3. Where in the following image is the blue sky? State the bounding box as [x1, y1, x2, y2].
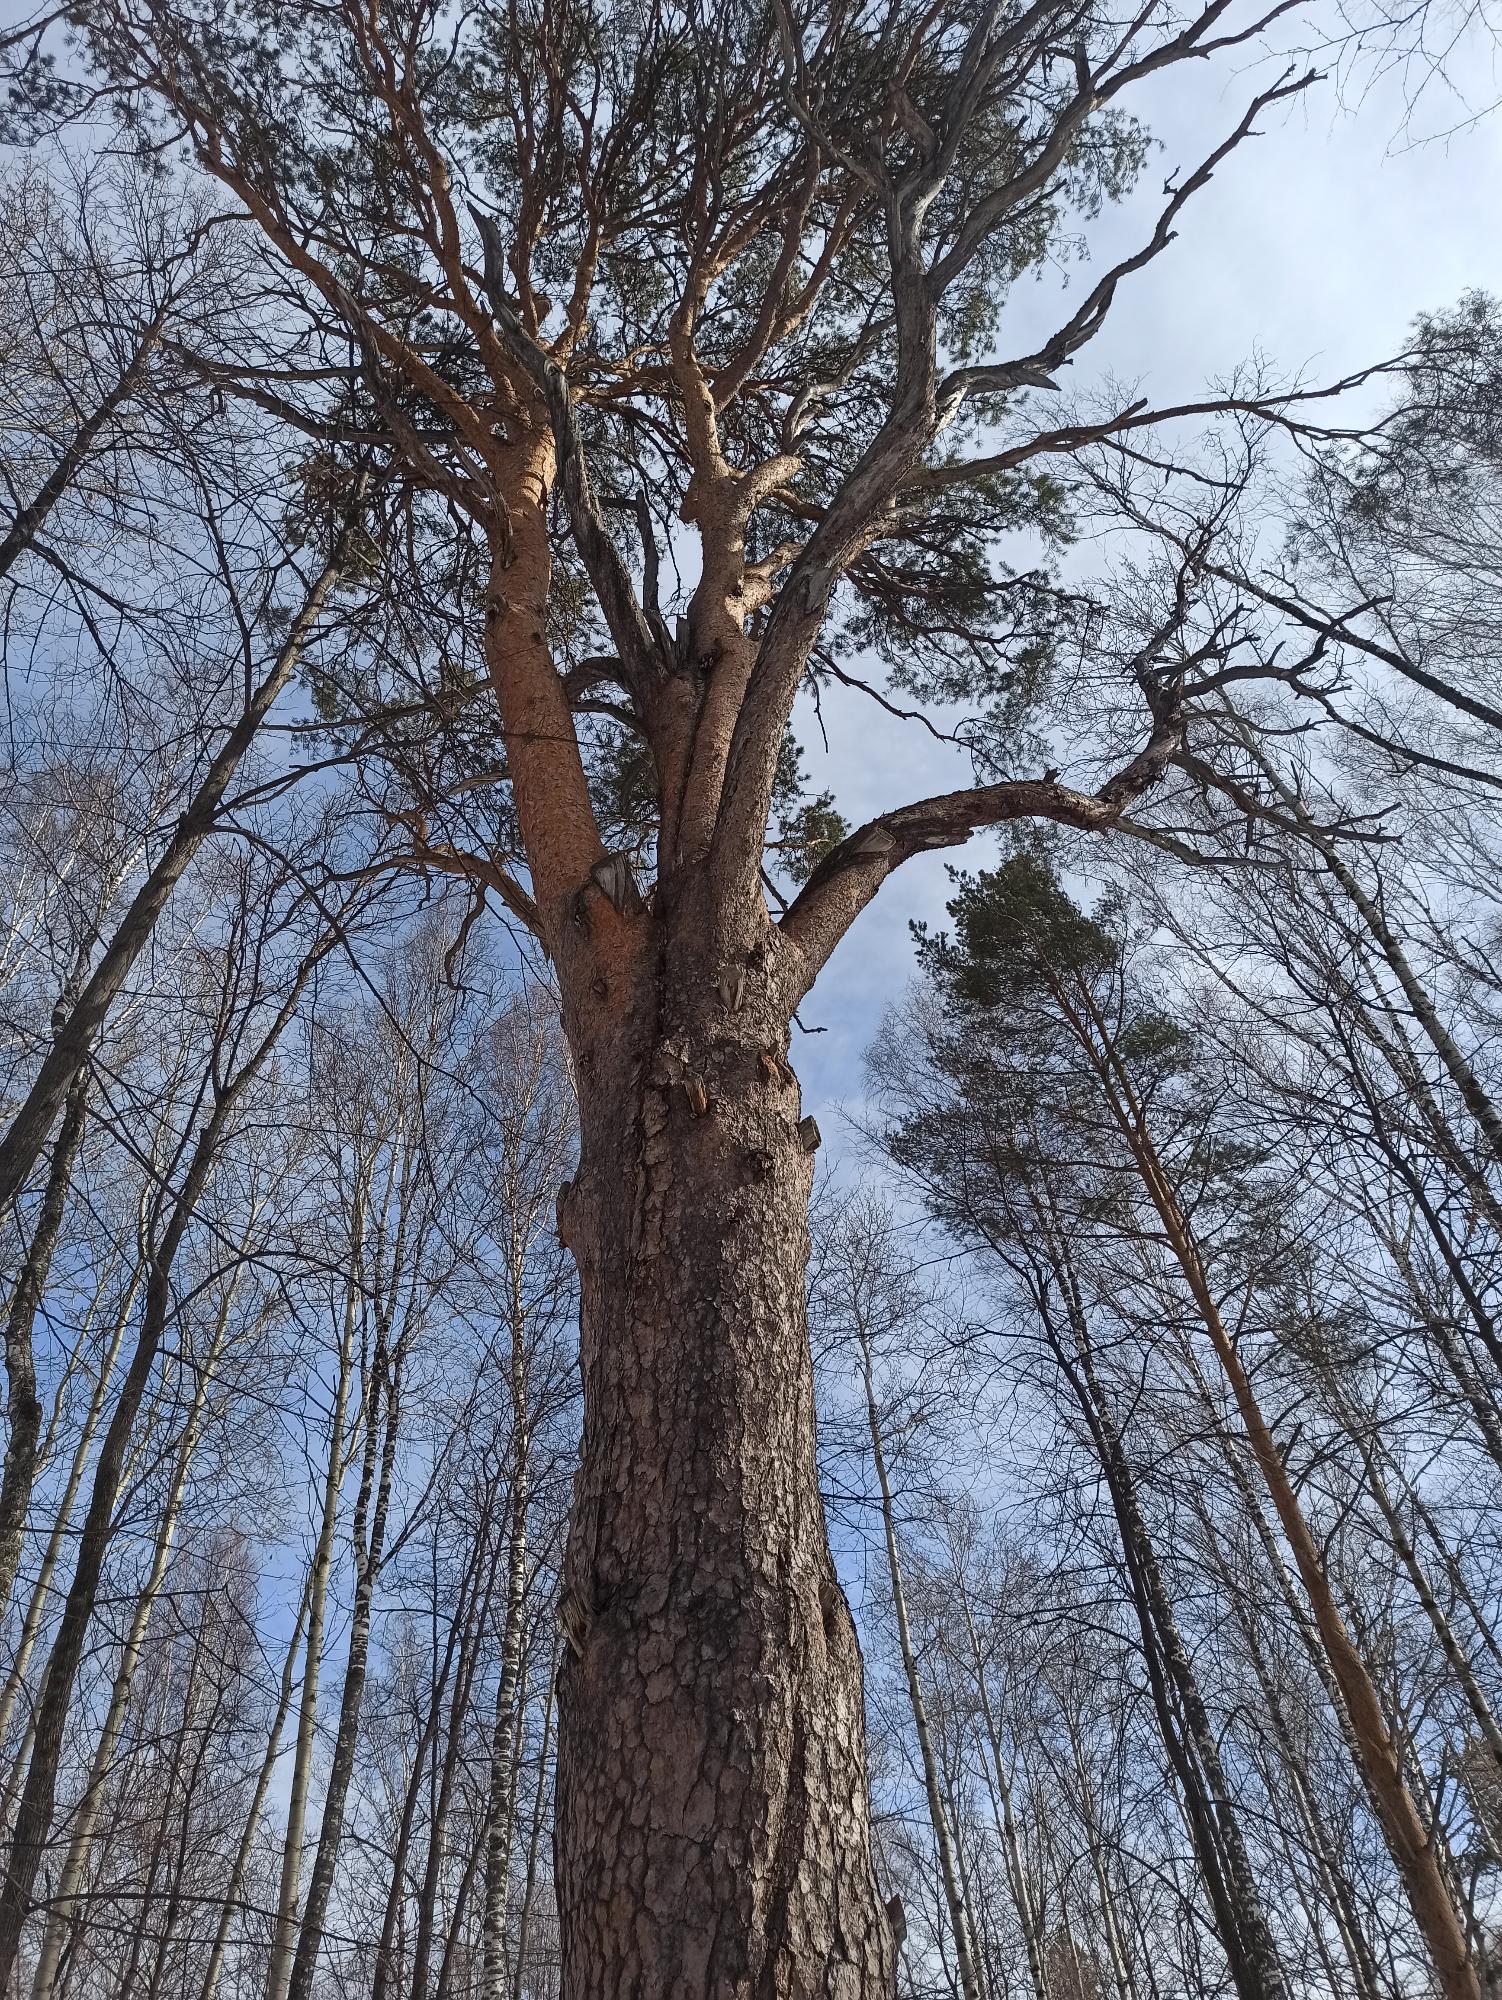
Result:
[793, 35, 1502, 1147]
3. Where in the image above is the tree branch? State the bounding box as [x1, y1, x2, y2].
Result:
[780, 700, 1186, 995]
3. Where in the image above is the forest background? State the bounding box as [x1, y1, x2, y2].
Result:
[4, 0, 1502, 1997]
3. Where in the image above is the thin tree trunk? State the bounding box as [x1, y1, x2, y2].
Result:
[264, 1234, 364, 2000]
[1176, 1281, 1477, 2000]
[408, 1587, 491, 2000]
[0, 306, 168, 581]
[1333, 1389, 1502, 1776]
[1064, 975, 1483, 2000]
[1033, 1266, 1287, 2000]
[429, 1795, 489, 2000]
[1236, 721, 1502, 1169]
[944, 1770, 994, 2000]
[1329, 1006, 1502, 1401]
[113, 1610, 210, 2000]
[0, 1250, 142, 1781]
[1059, 1716, 1137, 2000]
[283, 1328, 403, 2000]
[27, 1271, 242, 2000]
[0, 532, 354, 1218]
[956, 1598, 1051, 2000]
[0, 1067, 87, 1617]
[1228, 1587, 1385, 2000]
[196, 1564, 316, 2000]
[1187, 1472, 1386, 2000]
[482, 1395, 532, 1998]
[1401, 1473, 1502, 1680]
[508, 1647, 558, 2000]
[857, 1331, 983, 2000]
[141, 1610, 225, 2000]
[376, 1520, 491, 2000]
[0, 969, 312, 1994]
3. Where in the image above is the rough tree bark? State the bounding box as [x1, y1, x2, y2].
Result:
[552, 894, 895, 1998]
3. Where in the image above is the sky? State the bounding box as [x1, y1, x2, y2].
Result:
[793, 27, 1502, 1154]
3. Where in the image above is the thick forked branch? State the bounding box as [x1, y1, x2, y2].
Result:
[470, 207, 666, 699]
[68, 23, 610, 928]
[781, 696, 1186, 990]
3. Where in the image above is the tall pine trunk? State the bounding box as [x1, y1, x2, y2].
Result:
[1060, 974, 1482, 2000]
[553, 923, 894, 1997]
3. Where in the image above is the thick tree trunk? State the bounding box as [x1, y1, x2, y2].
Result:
[553, 926, 896, 1998]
